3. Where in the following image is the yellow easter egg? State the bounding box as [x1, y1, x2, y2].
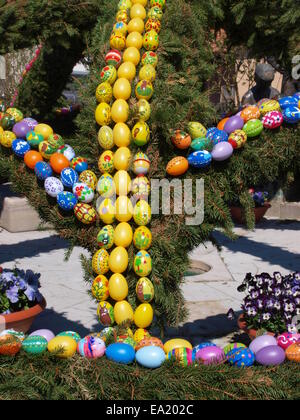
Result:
[136, 277, 155, 303]
[79, 170, 97, 190]
[116, 10, 129, 24]
[113, 123, 131, 147]
[134, 303, 153, 328]
[110, 32, 126, 51]
[100, 65, 117, 85]
[115, 196, 133, 222]
[134, 250, 152, 277]
[143, 29, 159, 51]
[92, 249, 110, 275]
[132, 121, 150, 146]
[133, 199, 151, 226]
[130, 3, 146, 19]
[97, 173, 115, 197]
[114, 222, 133, 247]
[109, 273, 128, 301]
[134, 328, 151, 343]
[135, 80, 154, 101]
[137, 99, 151, 121]
[126, 32, 143, 50]
[118, 0, 132, 10]
[133, 151, 150, 175]
[122, 47, 141, 66]
[114, 301, 134, 325]
[0, 131, 16, 148]
[163, 339, 193, 354]
[113, 21, 128, 35]
[150, 0, 165, 9]
[96, 82, 113, 103]
[118, 61, 137, 81]
[113, 78, 132, 100]
[98, 150, 114, 174]
[109, 247, 129, 273]
[91, 275, 110, 301]
[148, 6, 163, 20]
[188, 122, 207, 139]
[34, 124, 53, 140]
[114, 147, 132, 171]
[111, 99, 129, 123]
[131, 175, 150, 200]
[139, 64, 156, 82]
[48, 336, 77, 359]
[128, 17, 145, 34]
[95, 103, 111, 126]
[132, 0, 147, 6]
[98, 198, 116, 224]
[97, 225, 115, 249]
[0, 127, 3, 142]
[114, 170, 131, 195]
[133, 226, 152, 250]
[98, 126, 114, 149]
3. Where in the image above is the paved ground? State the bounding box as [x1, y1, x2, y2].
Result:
[0, 218, 299, 346]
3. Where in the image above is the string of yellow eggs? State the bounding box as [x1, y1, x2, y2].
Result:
[92, 0, 165, 339]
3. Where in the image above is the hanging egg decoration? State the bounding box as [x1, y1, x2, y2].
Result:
[143, 30, 159, 51]
[262, 111, 283, 129]
[110, 31, 127, 51]
[133, 225, 152, 250]
[188, 150, 212, 168]
[97, 225, 115, 249]
[136, 277, 155, 302]
[145, 18, 161, 33]
[134, 250, 152, 277]
[133, 199, 151, 226]
[91, 275, 110, 301]
[92, 249, 110, 275]
[98, 126, 114, 150]
[133, 152, 150, 175]
[113, 21, 128, 35]
[148, 6, 163, 20]
[142, 51, 158, 68]
[136, 99, 151, 121]
[60, 167, 79, 188]
[132, 121, 150, 146]
[95, 103, 112, 126]
[74, 203, 97, 225]
[98, 150, 114, 173]
[100, 65, 117, 85]
[228, 130, 247, 149]
[96, 82, 113, 104]
[98, 198, 116, 224]
[57, 191, 78, 211]
[97, 173, 115, 197]
[135, 80, 154, 100]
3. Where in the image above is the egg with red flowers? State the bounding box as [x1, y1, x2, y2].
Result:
[171, 129, 191, 150]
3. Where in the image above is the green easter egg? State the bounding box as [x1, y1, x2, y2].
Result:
[243, 119, 264, 138]
[22, 336, 48, 355]
[191, 137, 212, 151]
[57, 331, 81, 343]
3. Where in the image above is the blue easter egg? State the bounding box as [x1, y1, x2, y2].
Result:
[136, 346, 166, 369]
[279, 96, 299, 110]
[106, 343, 135, 364]
[188, 150, 212, 168]
[61, 167, 79, 188]
[211, 129, 228, 145]
[206, 127, 218, 140]
[293, 92, 300, 100]
[226, 348, 255, 367]
[57, 191, 78, 211]
[192, 342, 216, 358]
[12, 139, 31, 158]
[34, 161, 53, 180]
[282, 106, 300, 123]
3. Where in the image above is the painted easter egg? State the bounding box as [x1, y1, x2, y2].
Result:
[136, 337, 164, 352]
[131, 176, 150, 200]
[0, 335, 22, 356]
[134, 303, 154, 328]
[113, 21, 128, 35]
[97, 301, 115, 326]
[142, 51, 158, 68]
[145, 17, 161, 33]
[150, 0, 165, 8]
[249, 335, 277, 355]
[1, 114, 15, 130]
[48, 336, 77, 358]
[78, 336, 106, 359]
[74, 203, 97, 225]
[135, 100, 151, 124]
[57, 144, 76, 161]
[100, 65, 117, 85]
[148, 6, 163, 20]
[240, 106, 260, 122]
[133, 152, 150, 175]
[97, 225, 114, 249]
[132, 121, 150, 147]
[133, 200, 151, 226]
[118, 0, 132, 11]
[0, 130, 16, 147]
[228, 129, 247, 149]
[211, 142, 233, 162]
[29, 329, 55, 342]
[168, 347, 194, 367]
[22, 336, 48, 355]
[117, 334, 135, 348]
[22, 118, 38, 130]
[243, 119, 264, 138]
[262, 111, 283, 129]
[191, 137, 211, 151]
[95, 103, 111, 126]
[259, 99, 280, 115]
[136, 346, 165, 369]
[13, 121, 31, 138]
[136, 277, 154, 302]
[73, 182, 95, 204]
[256, 345, 285, 366]
[109, 273, 128, 301]
[98, 126, 114, 149]
[223, 342, 246, 356]
[98, 198, 116, 224]
[116, 9, 129, 24]
[133, 226, 152, 250]
[0, 330, 24, 341]
[134, 250, 152, 277]
[6, 108, 22, 123]
[70, 157, 88, 173]
[60, 167, 79, 188]
[110, 31, 126, 51]
[195, 346, 225, 365]
[92, 249, 109, 275]
[26, 130, 44, 148]
[106, 343, 135, 364]
[211, 129, 228, 145]
[98, 150, 114, 173]
[134, 329, 151, 343]
[44, 177, 64, 198]
[105, 49, 123, 68]
[166, 156, 189, 176]
[12, 139, 30, 158]
[192, 342, 216, 358]
[279, 96, 298, 110]
[171, 129, 191, 150]
[0, 100, 6, 112]
[47, 133, 64, 149]
[188, 122, 207, 139]
[79, 170, 97, 190]
[206, 127, 218, 140]
[114, 222, 133, 247]
[38, 141, 57, 159]
[57, 331, 81, 343]
[282, 106, 300, 123]
[92, 275, 110, 301]
[143, 30, 159, 51]
[226, 348, 255, 367]
[135, 80, 154, 101]
[277, 333, 300, 350]
[286, 343, 300, 363]
[57, 191, 78, 211]
[224, 116, 244, 134]
[95, 327, 116, 343]
[114, 301, 134, 324]
[188, 150, 212, 168]
[164, 339, 192, 354]
[97, 173, 115, 197]
[96, 82, 113, 104]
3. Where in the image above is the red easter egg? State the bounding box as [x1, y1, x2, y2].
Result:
[24, 150, 43, 170]
[277, 332, 300, 350]
[50, 153, 70, 174]
[166, 156, 189, 176]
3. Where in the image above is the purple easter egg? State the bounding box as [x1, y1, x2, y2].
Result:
[195, 346, 225, 365]
[224, 115, 245, 134]
[211, 141, 233, 161]
[249, 335, 277, 355]
[29, 329, 55, 342]
[13, 121, 31, 138]
[256, 345, 285, 366]
[23, 117, 38, 130]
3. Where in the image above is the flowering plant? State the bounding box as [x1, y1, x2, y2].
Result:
[0, 267, 43, 315]
[238, 271, 300, 334]
[248, 188, 269, 207]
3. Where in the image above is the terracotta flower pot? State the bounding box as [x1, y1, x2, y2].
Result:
[238, 314, 275, 341]
[230, 203, 271, 225]
[1, 298, 46, 333]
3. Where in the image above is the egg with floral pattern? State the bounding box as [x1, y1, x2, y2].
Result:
[96, 82, 113, 104]
[44, 177, 64, 198]
[98, 150, 114, 174]
[133, 152, 150, 175]
[133, 226, 152, 250]
[100, 65, 117, 85]
[70, 157, 88, 173]
[92, 249, 110, 275]
[34, 161, 53, 180]
[150, 0, 165, 9]
[135, 80, 154, 101]
[132, 121, 150, 146]
[133, 200, 151, 226]
[74, 203, 97, 225]
[6, 107, 23, 122]
[279, 96, 299, 110]
[105, 49, 123, 68]
[143, 30, 159, 51]
[97, 225, 115, 249]
[73, 182, 95, 204]
[97, 301, 115, 327]
[136, 277, 154, 302]
[262, 111, 283, 129]
[142, 51, 158, 68]
[57, 144, 76, 161]
[97, 173, 115, 197]
[0, 130, 16, 148]
[26, 130, 44, 148]
[38, 141, 57, 159]
[145, 17, 161, 33]
[60, 167, 79, 188]
[57, 191, 78, 211]
[92, 275, 110, 301]
[12, 139, 30, 158]
[228, 129, 247, 149]
[277, 333, 300, 350]
[148, 6, 163, 20]
[79, 170, 97, 190]
[134, 250, 152, 277]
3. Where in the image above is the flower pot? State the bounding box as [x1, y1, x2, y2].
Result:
[230, 203, 271, 225]
[1, 298, 46, 333]
[238, 314, 275, 341]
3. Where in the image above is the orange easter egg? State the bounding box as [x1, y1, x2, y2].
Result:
[166, 156, 189, 176]
[217, 117, 229, 131]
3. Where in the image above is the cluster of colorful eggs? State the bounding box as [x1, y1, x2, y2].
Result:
[1, 328, 298, 368]
[166, 94, 300, 176]
[92, 0, 165, 332]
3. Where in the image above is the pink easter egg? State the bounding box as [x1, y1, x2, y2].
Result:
[277, 333, 300, 350]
